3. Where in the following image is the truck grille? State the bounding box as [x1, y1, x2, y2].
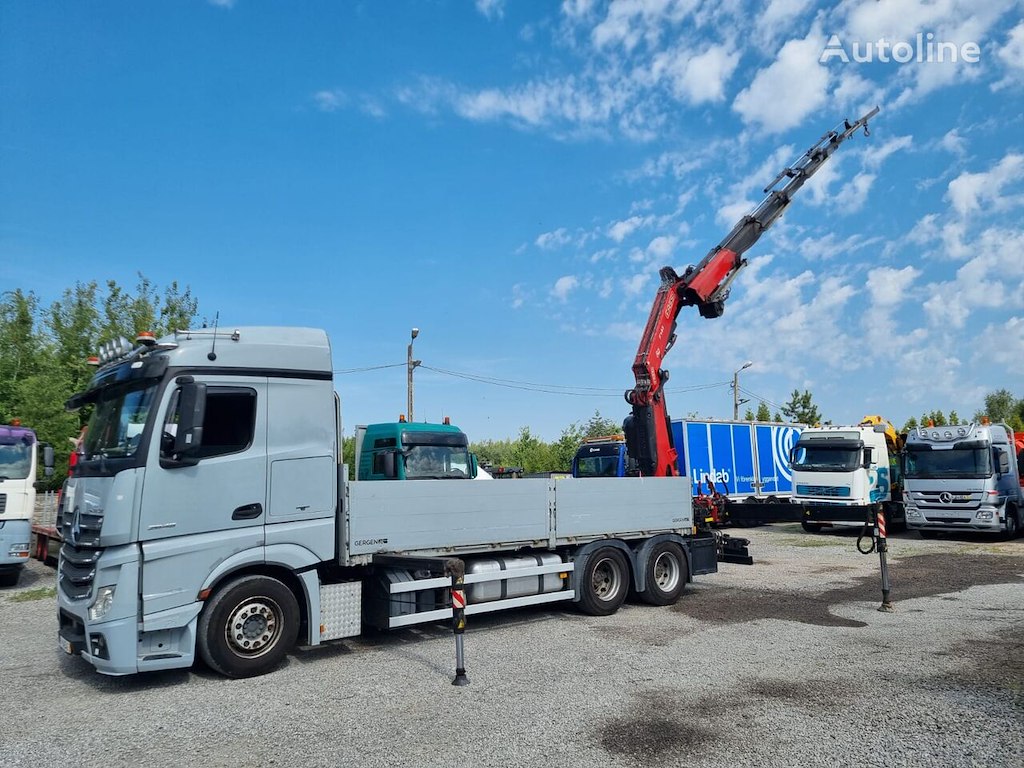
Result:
[796, 485, 851, 498]
[59, 544, 103, 600]
[910, 490, 981, 510]
[60, 505, 103, 548]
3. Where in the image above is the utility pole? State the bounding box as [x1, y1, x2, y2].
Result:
[732, 360, 752, 420]
[407, 328, 421, 422]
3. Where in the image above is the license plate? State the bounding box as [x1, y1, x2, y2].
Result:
[59, 636, 73, 655]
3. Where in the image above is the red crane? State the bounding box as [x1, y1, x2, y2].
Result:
[624, 107, 880, 477]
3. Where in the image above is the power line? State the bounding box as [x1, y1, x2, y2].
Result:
[332, 360, 731, 399]
[738, 385, 787, 413]
[334, 363, 405, 375]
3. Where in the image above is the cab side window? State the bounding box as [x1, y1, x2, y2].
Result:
[162, 386, 256, 460]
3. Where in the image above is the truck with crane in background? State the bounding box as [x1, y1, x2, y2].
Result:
[572, 419, 804, 524]
[618, 107, 878, 500]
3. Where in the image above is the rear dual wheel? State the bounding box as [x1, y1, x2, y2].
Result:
[578, 547, 629, 616]
[638, 541, 687, 607]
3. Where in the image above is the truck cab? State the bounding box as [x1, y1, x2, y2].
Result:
[0, 424, 54, 586]
[903, 422, 1022, 538]
[356, 421, 477, 480]
[791, 418, 904, 532]
[571, 435, 632, 478]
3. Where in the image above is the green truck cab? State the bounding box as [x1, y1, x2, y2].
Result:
[356, 420, 478, 480]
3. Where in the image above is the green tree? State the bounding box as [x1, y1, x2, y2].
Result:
[509, 426, 555, 473]
[742, 407, 755, 421]
[756, 402, 772, 422]
[0, 289, 44, 423]
[781, 389, 821, 425]
[901, 417, 919, 432]
[974, 389, 1024, 430]
[948, 410, 961, 425]
[920, 410, 948, 427]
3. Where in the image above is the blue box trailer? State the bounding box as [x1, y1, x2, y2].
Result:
[671, 419, 804, 502]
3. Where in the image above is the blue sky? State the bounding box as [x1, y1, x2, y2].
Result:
[2, 0, 1023, 442]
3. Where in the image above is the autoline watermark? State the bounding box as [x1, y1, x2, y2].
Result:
[820, 33, 981, 64]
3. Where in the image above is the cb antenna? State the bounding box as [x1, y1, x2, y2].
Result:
[207, 311, 220, 361]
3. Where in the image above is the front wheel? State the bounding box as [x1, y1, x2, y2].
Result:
[639, 542, 687, 606]
[197, 575, 300, 678]
[578, 547, 629, 616]
[1003, 507, 1020, 541]
[801, 521, 823, 533]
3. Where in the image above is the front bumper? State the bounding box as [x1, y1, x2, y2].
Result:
[905, 505, 1004, 533]
[0, 519, 31, 570]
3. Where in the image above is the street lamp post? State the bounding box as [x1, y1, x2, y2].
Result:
[407, 328, 421, 422]
[732, 360, 752, 420]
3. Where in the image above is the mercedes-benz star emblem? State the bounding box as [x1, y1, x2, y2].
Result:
[939, 492, 953, 504]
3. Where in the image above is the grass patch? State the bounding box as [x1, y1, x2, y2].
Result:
[9, 587, 56, 603]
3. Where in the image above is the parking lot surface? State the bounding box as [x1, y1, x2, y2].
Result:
[2, 524, 1022, 768]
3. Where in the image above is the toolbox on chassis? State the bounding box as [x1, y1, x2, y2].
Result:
[56, 327, 721, 678]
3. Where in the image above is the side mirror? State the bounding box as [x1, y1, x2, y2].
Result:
[42, 444, 54, 476]
[470, 453, 478, 479]
[998, 450, 1010, 475]
[381, 450, 397, 479]
[171, 381, 207, 465]
[862, 446, 874, 468]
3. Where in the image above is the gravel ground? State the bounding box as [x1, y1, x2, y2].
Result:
[2, 524, 1022, 768]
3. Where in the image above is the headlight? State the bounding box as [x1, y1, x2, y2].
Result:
[8, 543, 30, 558]
[906, 509, 921, 519]
[89, 586, 116, 621]
[976, 510, 994, 521]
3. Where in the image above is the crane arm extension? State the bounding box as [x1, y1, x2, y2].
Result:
[624, 107, 879, 477]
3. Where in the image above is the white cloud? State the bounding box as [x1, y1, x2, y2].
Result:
[622, 272, 650, 297]
[536, 228, 573, 249]
[208, 0, 235, 7]
[835, 171, 876, 213]
[977, 317, 1024, 375]
[867, 266, 921, 307]
[938, 129, 968, 157]
[653, 43, 740, 105]
[994, 21, 1024, 90]
[757, 0, 814, 48]
[313, 89, 346, 112]
[551, 275, 580, 301]
[647, 235, 676, 259]
[476, 0, 504, 20]
[863, 135, 913, 169]
[607, 215, 651, 243]
[946, 153, 1024, 218]
[733, 31, 830, 133]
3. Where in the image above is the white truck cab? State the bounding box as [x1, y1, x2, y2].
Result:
[790, 418, 904, 532]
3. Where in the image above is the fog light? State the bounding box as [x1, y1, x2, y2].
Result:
[977, 510, 994, 521]
[906, 509, 921, 520]
[89, 586, 116, 621]
[89, 633, 109, 660]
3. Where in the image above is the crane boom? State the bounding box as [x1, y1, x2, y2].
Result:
[624, 107, 880, 477]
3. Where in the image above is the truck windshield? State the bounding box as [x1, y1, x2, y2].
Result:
[404, 444, 473, 479]
[791, 445, 860, 472]
[83, 383, 158, 459]
[576, 456, 620, 477]
[0, 442, 33, 480]
[904, 447, 992, 479]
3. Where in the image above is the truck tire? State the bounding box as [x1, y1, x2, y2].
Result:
[578, 547, 629, 616]
[197, 575, 300, 678]
[1003, 506, 1019, 541]
[639, 542, 687, 606]
[0, 570, 19, 588]
[919, 530, 937, 539]
[801, 521, 823, 533]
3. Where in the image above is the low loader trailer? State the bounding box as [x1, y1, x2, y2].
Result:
[57, 327, 737, 679]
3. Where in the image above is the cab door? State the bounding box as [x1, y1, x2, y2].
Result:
[138, 376, 268, 616]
